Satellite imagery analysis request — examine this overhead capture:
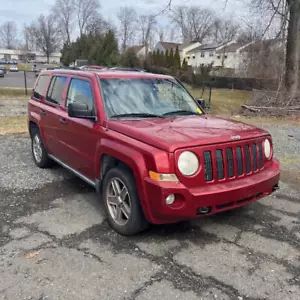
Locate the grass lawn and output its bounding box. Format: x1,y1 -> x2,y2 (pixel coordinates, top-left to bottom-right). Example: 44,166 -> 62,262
187,86 -> 251,115
0,88 -> 28,97
0,115 -> 28,135
18,63 -> 32,72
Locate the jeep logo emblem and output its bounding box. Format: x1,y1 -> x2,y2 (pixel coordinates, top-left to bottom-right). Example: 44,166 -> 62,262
231,135 -> 241,140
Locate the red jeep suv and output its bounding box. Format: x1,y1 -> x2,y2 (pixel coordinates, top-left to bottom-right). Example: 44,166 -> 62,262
28,69 -> 280,235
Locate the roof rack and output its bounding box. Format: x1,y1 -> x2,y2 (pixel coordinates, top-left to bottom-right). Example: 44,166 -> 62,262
109,67 -> 146,72
53,65 -> 147,73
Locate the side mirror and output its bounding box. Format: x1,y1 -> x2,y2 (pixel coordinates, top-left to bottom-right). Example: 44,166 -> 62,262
196,98 -> 206,110
68,102 -> 96,120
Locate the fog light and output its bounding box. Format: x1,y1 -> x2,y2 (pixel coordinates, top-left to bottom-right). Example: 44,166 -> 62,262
198,206 -> 211,215
165,194 -> 175,205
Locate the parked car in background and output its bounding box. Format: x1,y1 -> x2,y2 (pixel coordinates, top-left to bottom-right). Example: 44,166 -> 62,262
28,68 -> 280,235
0,69 -> 4,77
0,65 -> 7,74
9,65 -> 19,72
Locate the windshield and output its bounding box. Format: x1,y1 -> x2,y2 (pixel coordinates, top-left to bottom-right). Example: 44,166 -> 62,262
100,78 -> 203,118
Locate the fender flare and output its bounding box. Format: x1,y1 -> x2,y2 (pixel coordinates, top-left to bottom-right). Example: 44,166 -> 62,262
96,138 -> 154,223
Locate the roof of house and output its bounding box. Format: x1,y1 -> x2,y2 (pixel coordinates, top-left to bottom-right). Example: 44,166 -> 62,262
127,45 -> 145,54
159,41 -> 182,51
215,42 -> 245,54
239,39 -> 280,53
179,41 -> 200,50
186,43 -> 222,54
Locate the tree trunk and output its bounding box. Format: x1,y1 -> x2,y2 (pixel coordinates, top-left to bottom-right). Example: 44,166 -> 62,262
285,0 -> 300,98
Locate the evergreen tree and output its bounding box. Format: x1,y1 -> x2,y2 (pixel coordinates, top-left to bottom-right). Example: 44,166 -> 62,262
61,29 -> 119,67
165,49 -> 169,67
156,49 -> 161,66
174,46 -> 181,70
169,48 -> 174,67
120,48 -> 140,67
182,58 -> 188,70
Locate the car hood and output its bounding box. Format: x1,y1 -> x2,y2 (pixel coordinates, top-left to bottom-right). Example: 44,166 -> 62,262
108,115 -> 269,152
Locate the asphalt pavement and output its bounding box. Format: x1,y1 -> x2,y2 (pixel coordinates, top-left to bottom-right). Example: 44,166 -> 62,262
0,124 -> 299,299
0,71 -> 36,89
0,97 -> 300,299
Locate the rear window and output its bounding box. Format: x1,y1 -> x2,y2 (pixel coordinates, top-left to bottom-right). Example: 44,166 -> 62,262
46,76 -> 68,105
33,75 -> 50,100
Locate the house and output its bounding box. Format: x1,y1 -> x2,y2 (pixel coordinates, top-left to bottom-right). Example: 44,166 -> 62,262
0,48 -> 61,64
127,45 -> 147,58
182,41 -> 255,74
179,41 -> 201,64
214,41 -> 248,69
183,43 -> 225,68
154,41 -> 182,54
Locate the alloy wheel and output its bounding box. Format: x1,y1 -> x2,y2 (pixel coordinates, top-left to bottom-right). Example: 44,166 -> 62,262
106,177 -> 131,226
32,134 -> 43,163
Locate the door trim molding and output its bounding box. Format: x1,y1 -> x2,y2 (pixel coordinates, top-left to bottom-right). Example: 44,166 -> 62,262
48,154 -> 96,188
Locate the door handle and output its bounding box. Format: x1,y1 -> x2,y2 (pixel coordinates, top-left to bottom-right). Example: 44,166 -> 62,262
59,117 -> 68,124
40,109 -> 46,116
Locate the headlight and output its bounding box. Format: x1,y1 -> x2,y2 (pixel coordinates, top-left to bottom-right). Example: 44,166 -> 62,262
178,151 -> 199,176
263,139 -> 272,159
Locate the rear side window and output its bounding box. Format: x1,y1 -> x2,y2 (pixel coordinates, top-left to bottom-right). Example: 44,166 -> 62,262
47,76 -> 68,105
66,78 -> 94,112
33,75 -> 50,100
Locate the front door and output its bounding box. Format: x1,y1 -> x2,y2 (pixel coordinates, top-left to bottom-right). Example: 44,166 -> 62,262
56,77 -> 99,180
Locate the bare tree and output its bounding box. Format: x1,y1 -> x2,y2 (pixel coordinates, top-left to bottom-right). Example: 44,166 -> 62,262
248,0 -> 300,99
138,14 -> 156,53
212,19 -> 238,44
74,0 -> 101,37
0,21 -> 17,49
23,25 -> 36,51
285,0 -> 300,98
170,6 -> 216,42
30,15 -> 61,63
52,0 -> 75,44
118,7 -> 137,52
85,14 -> 112,35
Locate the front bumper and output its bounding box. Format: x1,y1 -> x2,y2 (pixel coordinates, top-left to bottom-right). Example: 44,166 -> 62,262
144,159 -> 280,224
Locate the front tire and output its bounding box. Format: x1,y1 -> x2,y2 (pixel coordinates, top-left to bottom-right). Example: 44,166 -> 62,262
31,129 -> 52,168
102,167 -> 148,235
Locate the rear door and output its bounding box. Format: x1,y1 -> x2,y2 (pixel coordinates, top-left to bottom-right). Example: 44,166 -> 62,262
29,74 -> 51,139
39,75 -> 69,155
56,76 -> 99,180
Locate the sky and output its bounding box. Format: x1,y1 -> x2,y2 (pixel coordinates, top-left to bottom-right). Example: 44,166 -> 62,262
0,0 -> 248,26
0,0 -> 249,41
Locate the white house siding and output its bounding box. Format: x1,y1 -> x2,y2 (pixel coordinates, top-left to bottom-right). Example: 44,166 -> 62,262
136,47 -> 147,59
180,42 -> 201,63
185,49 -> 218,68
183,41 -> 250,74
214,52 -> 242,69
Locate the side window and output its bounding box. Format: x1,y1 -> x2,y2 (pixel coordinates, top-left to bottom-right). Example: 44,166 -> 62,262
33,75 -> 50,100
66,79 -> 94,112
46,76 -> 67,105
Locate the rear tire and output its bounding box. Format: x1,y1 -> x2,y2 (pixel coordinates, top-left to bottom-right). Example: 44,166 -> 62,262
31,129 -> 52,168
102,167 -> 148,235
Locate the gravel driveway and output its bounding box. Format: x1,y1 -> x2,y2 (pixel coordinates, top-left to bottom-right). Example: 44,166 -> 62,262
0,122 -> 300,300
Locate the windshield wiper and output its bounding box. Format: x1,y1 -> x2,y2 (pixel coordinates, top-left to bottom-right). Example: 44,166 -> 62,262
110,113 -> 163,119
163,110 -> 199,116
